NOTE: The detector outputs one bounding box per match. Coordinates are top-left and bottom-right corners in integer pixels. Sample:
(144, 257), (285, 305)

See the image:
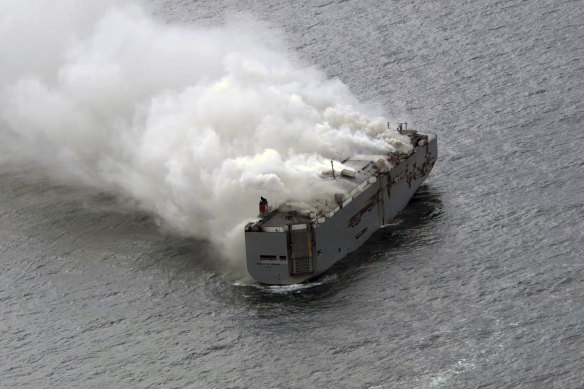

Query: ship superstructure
(244, 128), (437, 285)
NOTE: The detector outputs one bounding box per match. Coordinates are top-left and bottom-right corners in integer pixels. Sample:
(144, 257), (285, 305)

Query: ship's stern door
(289, 224), (314, 276)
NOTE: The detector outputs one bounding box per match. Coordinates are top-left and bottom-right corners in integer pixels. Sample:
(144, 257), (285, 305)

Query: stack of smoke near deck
(259, 197), (269, 218)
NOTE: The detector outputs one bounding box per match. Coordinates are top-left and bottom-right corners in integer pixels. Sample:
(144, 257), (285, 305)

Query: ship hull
(245, 133), (437, 285)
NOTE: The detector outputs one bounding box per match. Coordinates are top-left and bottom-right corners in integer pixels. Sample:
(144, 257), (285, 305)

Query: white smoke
(0, 0), (412, 261)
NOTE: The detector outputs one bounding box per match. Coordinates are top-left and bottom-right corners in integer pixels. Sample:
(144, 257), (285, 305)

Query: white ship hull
(245, 132), (437, 285)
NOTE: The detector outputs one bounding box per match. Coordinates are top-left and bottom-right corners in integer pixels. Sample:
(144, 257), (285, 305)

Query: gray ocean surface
(1, 0), (583, 387)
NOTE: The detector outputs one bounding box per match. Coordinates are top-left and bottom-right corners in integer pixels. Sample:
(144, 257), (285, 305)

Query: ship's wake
(234, 274), (338, 294)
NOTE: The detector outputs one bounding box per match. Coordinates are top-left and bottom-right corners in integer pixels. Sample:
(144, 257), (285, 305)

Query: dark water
(2, 0), (583, 387)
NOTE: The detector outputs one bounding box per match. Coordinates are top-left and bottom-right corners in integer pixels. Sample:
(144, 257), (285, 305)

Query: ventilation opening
(356, 227), (368, 239)
(292, 257), (312, 274)
(290, 229), (313, 275)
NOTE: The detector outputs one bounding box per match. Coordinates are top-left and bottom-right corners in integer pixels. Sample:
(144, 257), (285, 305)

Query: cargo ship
(244, 125), (437, 285)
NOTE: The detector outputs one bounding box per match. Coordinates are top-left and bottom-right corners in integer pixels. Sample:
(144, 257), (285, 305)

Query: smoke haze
(0, 0), (411, 261)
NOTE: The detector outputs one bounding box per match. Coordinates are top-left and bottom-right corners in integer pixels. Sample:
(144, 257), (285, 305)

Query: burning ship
(244, 125), (437, 285)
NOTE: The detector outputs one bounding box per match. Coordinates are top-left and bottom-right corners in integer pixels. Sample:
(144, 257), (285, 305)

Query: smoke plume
(0, 0), (411, 261)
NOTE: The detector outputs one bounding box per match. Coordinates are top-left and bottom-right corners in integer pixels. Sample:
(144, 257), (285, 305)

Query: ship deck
(257, 155), (397, 228)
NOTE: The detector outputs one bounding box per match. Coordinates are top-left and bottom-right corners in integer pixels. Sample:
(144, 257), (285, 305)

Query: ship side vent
(292, 257), (312, 274)
(290, 228), (313, 275)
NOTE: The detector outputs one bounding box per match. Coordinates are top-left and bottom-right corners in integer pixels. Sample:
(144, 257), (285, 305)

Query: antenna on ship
(331, 160), (336, 179)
